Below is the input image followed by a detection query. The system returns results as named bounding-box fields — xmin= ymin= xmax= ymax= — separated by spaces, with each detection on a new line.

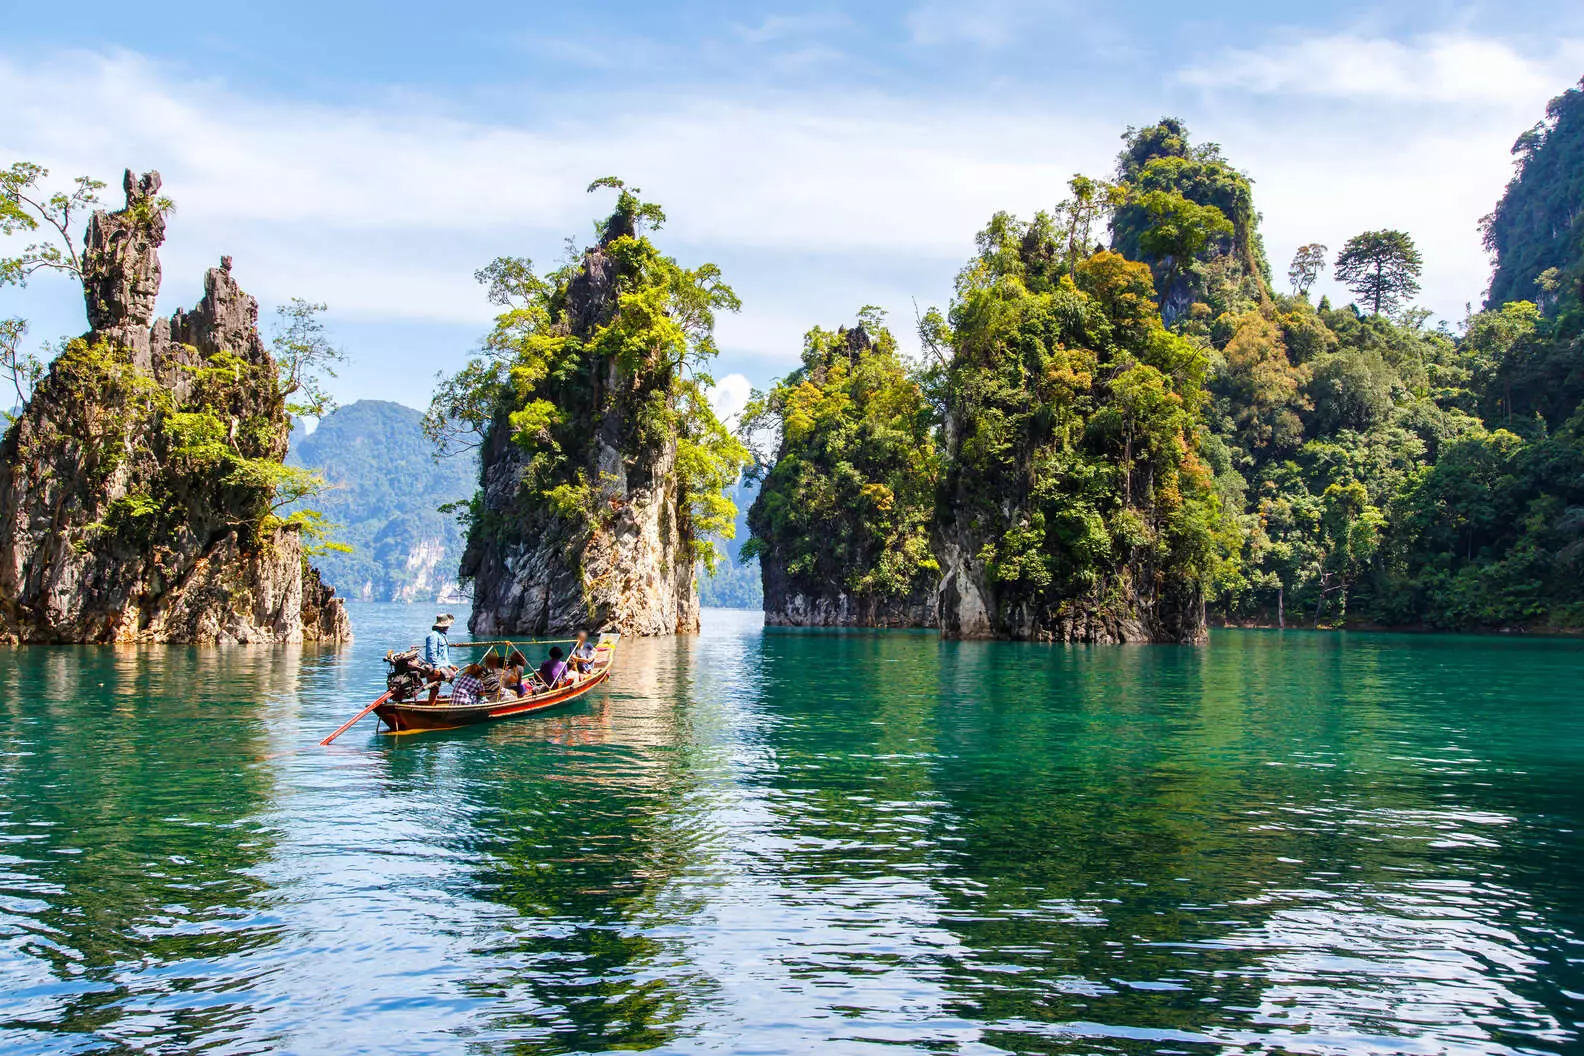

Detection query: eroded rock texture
xmin=463 ymin=235 xmax=698 ymax=639
xmin=0 ymin=170 xmax=350 ymax=644
xmin=934 ymin=399 xmax=1207 ymax=645
xmin=761 ymin=557 xmax=937 ymax=629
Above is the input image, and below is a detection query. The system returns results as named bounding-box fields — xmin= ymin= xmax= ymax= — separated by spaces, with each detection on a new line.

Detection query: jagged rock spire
xmin=82 ymin=170 xmax=167 ymax=353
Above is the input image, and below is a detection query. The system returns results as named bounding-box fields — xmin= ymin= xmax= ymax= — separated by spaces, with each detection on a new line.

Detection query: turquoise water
xmin=1 ymin=604 xmax=1581 ymax=1054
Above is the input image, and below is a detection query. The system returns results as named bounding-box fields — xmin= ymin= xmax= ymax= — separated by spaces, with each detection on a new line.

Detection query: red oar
xmin=320 ymin=691 xmax=391 ymax=746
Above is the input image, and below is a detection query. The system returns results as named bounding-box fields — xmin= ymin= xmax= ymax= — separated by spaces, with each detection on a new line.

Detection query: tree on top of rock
xmin=1334 ymin=230 xmax=1423 ymax=316
xmin=1110 ymin=118 xmax=1269 ymax=322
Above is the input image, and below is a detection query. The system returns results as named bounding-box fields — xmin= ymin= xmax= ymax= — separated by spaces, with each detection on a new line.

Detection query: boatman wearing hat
xmin=423 ymin=614 xmax=458 ymax=679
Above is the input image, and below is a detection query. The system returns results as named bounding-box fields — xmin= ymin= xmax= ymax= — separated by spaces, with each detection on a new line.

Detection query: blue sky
xmin=4 ymin=2 xmax=1582 ymax=420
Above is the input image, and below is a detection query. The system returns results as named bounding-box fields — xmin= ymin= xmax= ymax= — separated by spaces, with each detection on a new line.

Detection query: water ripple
xmin=0 ymin=610 xmax=1579 ymax=1053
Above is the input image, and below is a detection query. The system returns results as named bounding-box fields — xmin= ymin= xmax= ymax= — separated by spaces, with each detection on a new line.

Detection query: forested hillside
xmin=931 ymin=213 xmax=1228 ymax=641
xmin=288 ymin=400 xmax=471 ymax=602
xmin=738 ymin=77 xmax=1584 ymax=635
xmin=1203 ymin=77 xmax=1584 ymax=631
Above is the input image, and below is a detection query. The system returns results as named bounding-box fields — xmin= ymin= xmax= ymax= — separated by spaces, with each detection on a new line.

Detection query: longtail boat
xmin=321 ymin=633 xmax=620 ymax=744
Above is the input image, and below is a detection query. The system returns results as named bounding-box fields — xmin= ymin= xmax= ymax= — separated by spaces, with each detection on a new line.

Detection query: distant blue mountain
xmin=698 ymin=476 xmax=762 ymax=610
xmin=288 ymin=400 xmax=474 ymax=602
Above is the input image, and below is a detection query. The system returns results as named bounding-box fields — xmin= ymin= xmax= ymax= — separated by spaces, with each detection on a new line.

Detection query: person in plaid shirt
xmin=450 ymin=663 xmax=486 ymax=707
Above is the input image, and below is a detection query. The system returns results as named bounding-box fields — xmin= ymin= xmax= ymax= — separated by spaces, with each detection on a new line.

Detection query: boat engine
xmin=384 ymin=648 xmax=430 ymax=702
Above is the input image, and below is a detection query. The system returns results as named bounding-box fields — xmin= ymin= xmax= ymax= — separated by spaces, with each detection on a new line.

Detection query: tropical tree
xmin=0 ymin=316 xmax=43 ymax=417
xmin=1334 ymin=230 xmax=1423 ymax=315
xmin=1288 ymin=243 xmax=1328 ymax=298
xmin=1133 ymin=189 xmax=1234 ymax=301
xmin=270 ymin=298 xmax=346 ymax=421
xmin=1053 ymin=175 xmax=1125 ymax=271
xmin=0 ymin=162 xmax=107 ymax=288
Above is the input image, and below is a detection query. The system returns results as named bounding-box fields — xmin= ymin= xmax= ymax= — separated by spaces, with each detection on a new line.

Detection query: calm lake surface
xmin=1 ymin=605 xmax=1581 ymax=1055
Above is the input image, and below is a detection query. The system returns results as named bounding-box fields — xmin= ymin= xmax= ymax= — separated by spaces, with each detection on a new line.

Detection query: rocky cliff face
xmin=934 ymin=389 xmax=1209 ymax=646
xmin=0 ymin=170 xmax=350 ymax=644
xmin=462 ymin=227 xmax=699 ymax=638
xmin=935 ymin=526 xmax=1206 ymax=643
xmin=761 ymin=558 xmax=936 ymax=628
xmin=742 ymin=320 xmax=941 ymax=630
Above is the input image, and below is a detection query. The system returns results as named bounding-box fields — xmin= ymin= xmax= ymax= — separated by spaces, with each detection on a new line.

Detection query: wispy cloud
xmin=732 ymin=12 xmax=852 ymax=46
xmin=0 ymin=39 xmax=1569 ymax=407
xmin=0 ymin=49 xmax=1112 ymax=324
xmin=1180 ymin=31 xmax=1584 ymax=107
xmin=904 ymin=0 xmax=1072 ymax=49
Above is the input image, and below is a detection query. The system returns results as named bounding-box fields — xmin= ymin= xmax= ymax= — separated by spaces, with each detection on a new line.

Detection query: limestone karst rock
xmin=82 ymin=170 xmax=167 ymax=351
xmin=0 ymin=169 xmax=350 ymax=644
xmin=462 ymin=202 xmax=711 ymax=639
xmin=930 ymin=234 xmax=1216 ymax=645
xmin=760 ymin=557 xmax=938 ymax=629
xmin=746 ymin=322 xmax=940 ymax=630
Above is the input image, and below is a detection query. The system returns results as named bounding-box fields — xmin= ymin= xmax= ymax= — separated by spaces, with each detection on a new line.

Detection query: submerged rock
xmin=0 ymin=170 xmax=350 ymax=644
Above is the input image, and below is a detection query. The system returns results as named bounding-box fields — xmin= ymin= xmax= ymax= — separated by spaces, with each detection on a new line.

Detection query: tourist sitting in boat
xmin=568 ymin=631 xmax=597 ymax=675
xmin=503 ymin=650 xmax=530 ymax=697
xmin=538 ymin=647 xmax=570 ymax=690
xmin=480 ymin=652 xmax=505 ymax=700
xmin=450 ymin=663 xmax=486 ymax=707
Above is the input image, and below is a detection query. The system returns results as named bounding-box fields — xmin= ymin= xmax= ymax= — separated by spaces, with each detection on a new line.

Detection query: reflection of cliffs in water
xmin=0 ymin=645 xmax=292 ymax=1046
xmin=699 ymin=630 xmax=971 ymax=1030
xmin=368 ymin=633 xmax=718 ymax=1052
xmin=917 ymin=638 xmax=1564 ymax=1045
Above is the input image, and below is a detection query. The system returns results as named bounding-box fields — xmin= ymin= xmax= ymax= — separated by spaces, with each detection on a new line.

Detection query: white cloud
xmin=1180 ymin=31 xmax=1584 ymax=107
xmin=0 ymin=38 xmax=1571 ymax=406
xmin=0 ymin=50 xmax=1108 ymax=318
xmin=1177 ymin=29 xmax=1582 ymax=316
xmin=0 ymin=46 xmax=1115 ymax=402
xmin=707 ymin=373 xmax=754 ymax=429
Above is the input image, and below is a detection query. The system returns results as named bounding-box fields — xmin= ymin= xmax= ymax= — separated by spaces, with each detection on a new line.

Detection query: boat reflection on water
xmin=477 ymin=697 xmax=616 ymax=748
xmin=365 ymin=627 xmax=727 ymax=1051
xmin=4 ymin=606 xmax=1581 ymax=1054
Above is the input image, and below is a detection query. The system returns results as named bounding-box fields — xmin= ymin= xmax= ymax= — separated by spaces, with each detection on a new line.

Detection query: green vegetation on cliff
xmin=1 ymin=166 xmax=330 ymax=556
xmin=1171 ymin=88 xmax=1584 ymax=630
xmin=1109 ymin=118 xmax=1270 ymax=323
xmin=429 ymin=180 xmax=748 ymax=634
xmin=436 ymin=180 xmax=746 ymax=564
xmin=740 ymin=312 xmax=939 ymax=620
xmin=0 ymin=164 xmax=349 ymax=642
xmin=738 ymin=88 xmax=1584 ymax=636
xmin=1483 ymin=78 xmax=1584 ymax=310
xmin=932 ymin=204 xmax=1233 ymax=639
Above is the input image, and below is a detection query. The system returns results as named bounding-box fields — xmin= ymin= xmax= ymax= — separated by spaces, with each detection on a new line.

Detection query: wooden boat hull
xmin=374 ymin=665 xmax=611 ymax=734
